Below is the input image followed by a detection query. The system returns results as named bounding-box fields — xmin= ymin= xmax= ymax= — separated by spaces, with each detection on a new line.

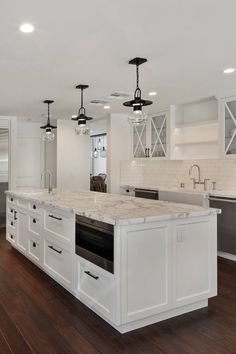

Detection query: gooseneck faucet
xmin=41 ymin=170 xmax=53 ymax=194
xmin=189 ymin=164 xmax=210 ymax=191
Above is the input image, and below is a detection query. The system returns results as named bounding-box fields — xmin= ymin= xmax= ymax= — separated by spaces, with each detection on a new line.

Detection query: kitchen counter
xmin=121 ymin=184 xmax=236 ymax=199
xmin=5 ymin=189 xmax=219 ymax=226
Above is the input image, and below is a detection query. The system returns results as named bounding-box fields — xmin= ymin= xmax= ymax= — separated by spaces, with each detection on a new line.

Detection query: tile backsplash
xmin=120 ymin=159 xmax=236 ymax=191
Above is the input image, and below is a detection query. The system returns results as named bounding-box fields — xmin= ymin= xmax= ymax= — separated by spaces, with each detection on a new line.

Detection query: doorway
xmin=90 ymin=133 xmax=107 ymax=192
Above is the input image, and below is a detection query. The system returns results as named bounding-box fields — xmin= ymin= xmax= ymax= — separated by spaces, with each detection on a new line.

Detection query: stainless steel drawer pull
xmin=48 ymin=214 xmax=62 ymax=221
xmin=48 ymin=245 xmax=62 ymax=254
xmin=84 ymin=270 xmax=99 ymax=280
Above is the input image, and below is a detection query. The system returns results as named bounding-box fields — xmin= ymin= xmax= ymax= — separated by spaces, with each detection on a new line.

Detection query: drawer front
xmin=76 ymin=259 xmax=115 ymax=321
xmin=7 ymin=195 xmax=16 ymax=204
xmin=29 ymin=216 xmax=40 ymax=237
xmin=29 ymin=202 xmax=40 ymax=214
xmin=43 ymin=239 xmax=73 ymax=290
xmin=28 ymin=238 xmax=41 ymax=264
xmin=7 ymin=205 xmax=15 ymax=217
xmin=7 ymin=231 xmax=16 ymax=245
xmin=44 ymin=209 xmax=74 ymax=247
xmin=7 ymin=216 xmax=16 ymax=230
xmin=17 ymin=198 xmax=29 ymax=208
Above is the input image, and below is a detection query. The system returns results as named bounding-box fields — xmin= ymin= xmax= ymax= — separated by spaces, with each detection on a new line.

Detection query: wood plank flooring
xmin=0 ymin=229 xmax=236 ymax=354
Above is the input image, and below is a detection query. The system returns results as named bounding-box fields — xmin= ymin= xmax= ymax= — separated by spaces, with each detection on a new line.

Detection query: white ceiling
xmin=1 ymin=0 xmax=236 ymax=122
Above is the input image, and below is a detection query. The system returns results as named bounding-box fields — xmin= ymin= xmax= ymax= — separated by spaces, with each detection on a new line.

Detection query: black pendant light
xmin=40 ymin=100 xmax=57 ymax=141
xmin=72 ymin=84 xmax=93 ymax=135
xmin=123 ymin=57 xmax=153 ymax=126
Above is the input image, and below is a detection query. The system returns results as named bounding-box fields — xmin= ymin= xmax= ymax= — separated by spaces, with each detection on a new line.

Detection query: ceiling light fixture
xmin=72 ymin=84 xmax=93 ymax=135
xmin=123 ymin=57 xmax=153 ymax=126
xmin=149 ymin=91 xmax=157 ymax=96
xmin=104 ymin=105 xmax=110 ymax=109
xmin=71 ymin=115 xmax=77 ymax=118
xmin=223 ymin=68 xmax=235 ymax=74
xmin=40 ymin=100 xmax=57 ymax=142
xmin=19 ymin=23 xmax=35 ymax=33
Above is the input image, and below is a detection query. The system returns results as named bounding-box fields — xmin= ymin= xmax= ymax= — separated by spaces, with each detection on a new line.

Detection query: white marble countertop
xmin=121 ymin=184 xmax=236 ymax=199
xmin=6 ymin=189 xmax=219 ymax=226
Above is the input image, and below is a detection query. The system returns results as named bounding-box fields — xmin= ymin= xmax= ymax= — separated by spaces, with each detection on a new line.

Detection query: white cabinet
xmin=16 ymin=210 xmax=28 ymax=254
xmin=173 ymin=218 xmax=217 ymax=306
xmin=219 ymin=96 xmax=236 ymax=158
xmin=43 ymin=237 xmax=73 ymax=290
xmin=132 ymin=111 xmax=169 ymax=159
xmin=75 ymin=257 xmax=117 ymax=323
xmin=121 ymin=222 xmax=172 ymax=323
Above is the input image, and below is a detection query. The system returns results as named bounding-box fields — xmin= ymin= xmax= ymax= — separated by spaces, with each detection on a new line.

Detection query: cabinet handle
xmin=48 ymin=245 xmax=62 ymax=254
xmin=84 ymin=270 xmax=99 ymax=280
xmin=32 ymin=205 xmax=36 ymax=210
xmin=10 ymin=198 xmax=13 ymax=202
xmin=10 ymin=222 xmax=13 ymax=226
xmin=10 ymin=209 xmax=13 ymax=213
xmin=33 ymin=218 xmax=36 ymax=224
xmin=48 ymin=214 xmax=62 ymax=221
xmin=32 ymin=242 xmax=36 ymax=248
xmin=10 ymin=235 xmax=13 ymax=239
xmin=14 ymin=211 xmax=17 ymax=221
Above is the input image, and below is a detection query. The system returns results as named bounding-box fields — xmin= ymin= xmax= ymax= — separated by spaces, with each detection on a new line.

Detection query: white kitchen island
xmin=5 ymin=190 xmax=219 ymax=333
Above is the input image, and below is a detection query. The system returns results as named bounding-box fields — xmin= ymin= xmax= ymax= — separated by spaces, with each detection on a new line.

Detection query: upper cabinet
xmin=219 ymin=96 xmax=236 ymax=158
xmin=132 ymin=111 xmax=169 ymax=159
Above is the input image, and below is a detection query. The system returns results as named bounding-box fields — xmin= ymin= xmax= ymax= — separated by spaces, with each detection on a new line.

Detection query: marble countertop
xmin=6 ymin=189 xmax=219 ymax=226
xmin=121 ymin=184 xmax=236 ymax=199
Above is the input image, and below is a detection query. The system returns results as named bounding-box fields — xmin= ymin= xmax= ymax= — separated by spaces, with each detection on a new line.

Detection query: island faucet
xmin=41 ymin=169 xmax=53 ymax=194
xmin=189 ymin=164 xmax=210 ymax=191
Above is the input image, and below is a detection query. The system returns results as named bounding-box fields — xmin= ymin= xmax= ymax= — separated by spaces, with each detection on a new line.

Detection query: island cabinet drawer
xmin=28 ymin=238 xmax=41 ymax=265
xmin=75 ymin=258 xmax=117 ymax=323
xmin=43 ymin=208 xmax=75 ymax=248
xmin=43 ymin=238 xmax=73 ymax=290
xmin=28 ymin=216 xmax=40 ymax=237
xmin=6 ymin=230 xmax=16 ymax=245
xmin=7 ymin=216 xmax=16 ymax=230
xmin=7 ymin=195 xmax=17 ymax=205
xmin=7 ymin=205 xmax=15 ymax=217
xmin=29 ymin=202 xmax=40 ymax=214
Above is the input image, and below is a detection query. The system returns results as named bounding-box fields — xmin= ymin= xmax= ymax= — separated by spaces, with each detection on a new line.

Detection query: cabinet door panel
xmin=122 ymin=223 xmax=171 ymax=323
xmin=16 ymin=211 xmax=28 ymax=254
xmin=132 ymin=125 xmax=147 ymax=158
xmin=174 ymin=220 xmax=216 ymax=306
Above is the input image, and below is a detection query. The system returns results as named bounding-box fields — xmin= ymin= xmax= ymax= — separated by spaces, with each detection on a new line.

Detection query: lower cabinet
xmin=75 ymin=257 xmax=118 ymax=324
xmin=174 ymin=218 xmax=217 ymax=306
xmin=121 ymin=222 xmax=172 ymax=324
xmin=28 ymin=237 xmax=41 ymax=265
xmin=43 ymin=237 xmax=73 ymax=290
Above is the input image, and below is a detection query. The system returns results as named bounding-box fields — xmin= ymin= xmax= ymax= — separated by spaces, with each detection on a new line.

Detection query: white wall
xmin=45 ymin=131 xmax=57 ymax=187
xmin=57 ymin=120 xmax=90 ymax=191
xmin=16 ymin=122 xmax=44 ymax=189
xmin=107 ymin=114 xmax=132 ymax=193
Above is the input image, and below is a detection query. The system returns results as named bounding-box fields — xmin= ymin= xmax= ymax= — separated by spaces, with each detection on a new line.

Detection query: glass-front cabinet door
xmin=223 ymin=98 xmax=236 ymax=156
xmin=150 ymin=113 xmax=168 ymax=158
xmin=132 ymin=124 xmax=147 ymax=158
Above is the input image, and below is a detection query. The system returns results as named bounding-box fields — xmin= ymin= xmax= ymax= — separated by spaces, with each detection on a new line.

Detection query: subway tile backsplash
xmin=120 ymin=159 xmax=236 ymax=191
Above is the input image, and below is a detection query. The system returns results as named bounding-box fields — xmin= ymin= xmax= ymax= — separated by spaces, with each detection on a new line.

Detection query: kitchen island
xmin=6 ymin=189 xmax=219 ymax=333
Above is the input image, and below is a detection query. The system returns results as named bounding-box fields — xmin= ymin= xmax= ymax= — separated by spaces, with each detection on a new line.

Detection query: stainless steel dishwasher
xmin=209 ymin=196 xmax=236 ymax=254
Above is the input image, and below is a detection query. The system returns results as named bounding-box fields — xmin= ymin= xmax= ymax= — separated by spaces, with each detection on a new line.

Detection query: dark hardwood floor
xmin=0 ymin=230 xmax=236 ymax=354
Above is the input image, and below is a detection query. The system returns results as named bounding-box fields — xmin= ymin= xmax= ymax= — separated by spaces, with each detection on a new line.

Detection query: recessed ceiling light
xmin=149 ymin=91 xmax=157 ymax=96
xmin=71 ymin=115 xmax=77 ymax=118
xmin=223 ymin=68 xmax=235 ymax=74
xmin=19 ymin=23 xmax=35 ymax=33
xmin=104 ymin=105 xmax=110 ymax=109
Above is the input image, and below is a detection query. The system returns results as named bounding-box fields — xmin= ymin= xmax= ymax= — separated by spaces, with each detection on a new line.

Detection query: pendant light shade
xmin=40 ymin=100 xmax=57 ymax=142
xmin=123 ymin=57 xmax=153 ymax=126
xmin=72 ymin=84 xmax=93 ymax=135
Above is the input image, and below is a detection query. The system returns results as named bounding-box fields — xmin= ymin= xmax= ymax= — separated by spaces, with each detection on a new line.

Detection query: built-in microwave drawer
xmin=44 ymin=208 xmax=75 ymax=247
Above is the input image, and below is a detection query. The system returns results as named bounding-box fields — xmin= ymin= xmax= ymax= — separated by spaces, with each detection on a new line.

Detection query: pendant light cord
xmin=47 ymin=102 xmax=50 ymax=125
xmin=136 ymin=64 xmax=140 ymax=89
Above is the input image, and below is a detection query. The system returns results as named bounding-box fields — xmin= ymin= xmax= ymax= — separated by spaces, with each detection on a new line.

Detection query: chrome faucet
xmin=41 ymin=170 xmax=53 ymax=194
xmin=189 ymin=164 xmax=210 ymax=191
